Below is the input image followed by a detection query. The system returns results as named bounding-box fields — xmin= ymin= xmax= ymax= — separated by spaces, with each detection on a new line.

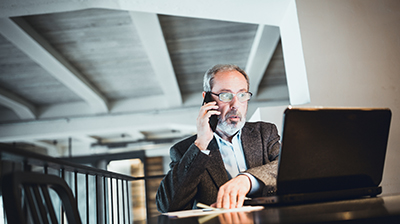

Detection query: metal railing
xmin=0 ymin=143 xmax=138 ymax=224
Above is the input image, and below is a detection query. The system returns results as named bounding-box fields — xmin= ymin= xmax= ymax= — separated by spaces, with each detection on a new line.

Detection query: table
xmin=150 ymin=194 xmax=400 ymax=223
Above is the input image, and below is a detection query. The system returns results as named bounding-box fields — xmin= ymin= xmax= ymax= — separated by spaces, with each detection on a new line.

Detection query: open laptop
xmin=245 ymin=107 xmax=392 ymax=206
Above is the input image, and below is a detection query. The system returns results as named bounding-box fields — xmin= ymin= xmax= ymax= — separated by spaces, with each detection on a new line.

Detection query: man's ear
xmin=202 ymin=91 xmax=206 ymax=99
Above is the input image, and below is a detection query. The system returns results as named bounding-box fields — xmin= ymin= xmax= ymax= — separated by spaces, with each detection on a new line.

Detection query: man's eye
xmin=220 ymin=93 xmax=232 ymax=99
xmin=237 ymin=92 xmax=245 ymax=98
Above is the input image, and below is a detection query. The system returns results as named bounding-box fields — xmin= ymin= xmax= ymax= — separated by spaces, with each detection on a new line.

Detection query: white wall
xmin=253 ymin=0 xmax=400 ymax=195
xmin=250 ymin=105 xmax=288 ymax=135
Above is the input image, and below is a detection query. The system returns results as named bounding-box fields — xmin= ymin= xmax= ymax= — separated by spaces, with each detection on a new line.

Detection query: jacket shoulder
xmin=171 ymin=135 xmax=197 ymax=152
xmin=244 ymin=121 xmax=277 ymax=130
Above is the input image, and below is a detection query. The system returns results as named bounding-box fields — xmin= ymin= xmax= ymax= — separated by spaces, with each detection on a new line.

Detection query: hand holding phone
xmin=202 ymin=92 xmax=218 ymax=132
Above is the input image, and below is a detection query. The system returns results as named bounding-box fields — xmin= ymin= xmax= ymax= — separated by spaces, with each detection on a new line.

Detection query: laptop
xmin=245 ymin=107 xmax=392 ymax=206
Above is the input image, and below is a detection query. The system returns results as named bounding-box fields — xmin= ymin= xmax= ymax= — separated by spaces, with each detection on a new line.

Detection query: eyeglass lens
xmin=219 ymin=92 xmax=251 ymax=102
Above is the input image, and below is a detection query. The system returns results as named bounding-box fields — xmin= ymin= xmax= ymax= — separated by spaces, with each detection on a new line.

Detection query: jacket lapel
xmin=241 ymin=123 xmax=263 ymax=169
xmin=206 ymin=138 xmax=229 ymax=188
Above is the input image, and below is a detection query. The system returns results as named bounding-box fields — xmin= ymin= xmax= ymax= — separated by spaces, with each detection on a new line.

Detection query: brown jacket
xmin=156 ymin=121 xmax=281 ymax=212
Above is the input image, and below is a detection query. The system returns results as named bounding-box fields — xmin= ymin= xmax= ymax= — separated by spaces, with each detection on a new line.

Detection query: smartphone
xmin=202 ymin=92 xmax=218 ymax=132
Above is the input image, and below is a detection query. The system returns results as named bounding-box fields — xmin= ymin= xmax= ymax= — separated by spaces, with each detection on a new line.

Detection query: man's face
xmin=211 ymin=70 xmax=249 ymax=137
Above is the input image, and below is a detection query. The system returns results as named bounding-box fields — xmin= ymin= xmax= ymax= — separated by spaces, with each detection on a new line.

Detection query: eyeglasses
xmin=210 ymin=91 xmax=252 ymax=103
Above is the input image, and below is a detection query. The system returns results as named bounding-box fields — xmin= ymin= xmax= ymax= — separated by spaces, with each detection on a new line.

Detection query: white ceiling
xmin=0 ymin=0 xmax=294 ymax=157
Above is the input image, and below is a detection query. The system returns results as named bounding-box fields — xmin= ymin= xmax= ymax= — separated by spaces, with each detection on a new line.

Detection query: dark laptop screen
xmin=276 ymin=108 xmax=391 ymax=195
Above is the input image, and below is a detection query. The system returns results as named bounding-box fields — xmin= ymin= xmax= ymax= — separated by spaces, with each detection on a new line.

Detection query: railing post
xmin=104 ymin=176 xmax=108 ymax=224
xmin=126 ymin=180 xmax=131 ymax=224
xmin=44 ymin=165 xmax=48 ymax=174
xmin=85 ymin=173 xmax=89 ymax=224
xmin=117 ymin=178 xmax=120 ymax=224
xmin=122 ymin=179 xmax=126 ymax=224
xmin=74 ymin=171 xmax=78 ymax=203
xmin=96 ymin=175 xmax=104 ymax=223
xmin=60 ymin=168 xmax=65 ymax=224
xmin=110 ymin=178 xmax=114 ymax=223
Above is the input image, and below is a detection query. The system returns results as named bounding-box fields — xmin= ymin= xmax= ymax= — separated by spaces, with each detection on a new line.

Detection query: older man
xmin=156 ymin=64 xmax=280 ymax=212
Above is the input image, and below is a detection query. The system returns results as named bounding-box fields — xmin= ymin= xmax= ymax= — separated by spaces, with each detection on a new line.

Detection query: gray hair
xmin=203 ymin=64 xmax=250 ymax=92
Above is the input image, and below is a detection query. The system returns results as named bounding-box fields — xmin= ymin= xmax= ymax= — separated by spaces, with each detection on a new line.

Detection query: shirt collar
xmin=214 ymin=129 xmax=242 ymax=145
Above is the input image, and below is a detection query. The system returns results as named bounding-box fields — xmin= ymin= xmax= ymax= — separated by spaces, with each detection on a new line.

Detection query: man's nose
xmin=229 ymin=95 xmax=240 ymax=109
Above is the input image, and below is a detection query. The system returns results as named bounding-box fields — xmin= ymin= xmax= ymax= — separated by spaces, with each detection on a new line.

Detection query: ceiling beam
xmin=280 ymin=0 xmax=310 ymax=105
xmin=0 ymin=88 xmax=36 ymax=120
xmin=71 ymin=135 xmax=98 ymax=144
xmin=0 ymin=17 xmax=109 ymax=114
xmin=21 ymin=140 xmax=60 ymax=152
xmin=0 ymin=99 xmax=285 ymax=143
xmin=0 ymin=0 xmax=292 ymax=26
xmin=34 ymin=95 xmax=171 ymax=120
xmin=125 ymin=131 xmax=146 ymax=141
xmin=246 ymin=25 xmax=280 ymax=96
xmin=0 ymin=107 xmax=199 ymax=142
xmin=129 ymin=11 xmax=182 ymax=107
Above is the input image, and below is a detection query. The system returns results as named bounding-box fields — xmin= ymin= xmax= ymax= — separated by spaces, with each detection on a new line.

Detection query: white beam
xmin=0 ymin=0 xmax=291 ymax=26
xmin=36 ymin=95 xmax=171 ymax=119
xmin=0 ymin=17 xmax=109 ymax=114
xmin=21 ymin=140 xmax=60 ymax=152
xmin=0 ymin=108 xmax=199 ymax=142
xmin=125 ymin=131 xmax=146 ymax=141
xmin=71 ymin=135 xmax=98 ymax=144
xmin=246 ymin=25 xmax=280 ymax=96
xmin=129 ymin=11 xmax=182 ymax=107
xmin=0 ymin=139 xmax=62 ymax=157
xmin=0 ymin=88 xmax=36 ymax=120
xmin=280 ymin=0 xmax=310 ymax=105
xmin=0 ymin=99 xmax=285 ymax=143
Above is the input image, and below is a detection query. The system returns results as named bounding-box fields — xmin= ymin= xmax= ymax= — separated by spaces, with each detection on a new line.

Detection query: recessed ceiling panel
xmin=0 ymin=35 xmax=83 ymax=105
xmin=159 ymin=15 xmax=258 ymax=95
xmin=23 ymin=8 xmax=163 ymax=100
xmin=258 ymin=41 xmax=289 ymax=102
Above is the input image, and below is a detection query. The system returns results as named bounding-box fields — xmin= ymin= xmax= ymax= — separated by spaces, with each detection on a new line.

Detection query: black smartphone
xmin=202 ymin=92 xmax=218 ymax=132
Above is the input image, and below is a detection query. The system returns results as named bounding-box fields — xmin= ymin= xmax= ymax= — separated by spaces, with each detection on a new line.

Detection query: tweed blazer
xmin=156 ymin=121 xmax=280 ymax=213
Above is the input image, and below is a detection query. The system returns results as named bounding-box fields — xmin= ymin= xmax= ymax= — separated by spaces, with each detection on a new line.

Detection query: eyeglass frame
xmin=209 ymin=91 xmax=253 ymax=103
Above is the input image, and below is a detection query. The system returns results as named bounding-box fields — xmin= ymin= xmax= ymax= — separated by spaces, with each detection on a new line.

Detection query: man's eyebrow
xmin=218 ymin=88 xmax=248 ymax=93
xmin=218 ymin=89 xmax=232 ymax=92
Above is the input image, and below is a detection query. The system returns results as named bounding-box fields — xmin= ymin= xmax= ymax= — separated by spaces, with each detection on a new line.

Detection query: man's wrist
xmin=239 ymin=173 xmax=260 ymax=196
xmin=194 ymin=140 xmax=211 ymax=155
xmin=194 ymin=139 xmax=207 ymax=151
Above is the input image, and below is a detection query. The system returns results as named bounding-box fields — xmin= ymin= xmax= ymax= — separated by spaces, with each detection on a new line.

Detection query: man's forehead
xmin=213 ymin=70 xmax=248 ymax=90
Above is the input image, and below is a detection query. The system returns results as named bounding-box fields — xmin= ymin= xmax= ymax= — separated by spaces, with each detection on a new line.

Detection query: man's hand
xmin=194 ymin=101 xmax=220 ymax=151
xmin=211 ymin=175 xmax=251 ymax=209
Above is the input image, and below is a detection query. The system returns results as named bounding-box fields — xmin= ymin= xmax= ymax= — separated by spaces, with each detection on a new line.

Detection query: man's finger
xmin=229 ymin=191 xmax=238 ymax=208
xmin=236 ymin=192 xmax=246 ymax=208
xmin=222 ymin=190 xmax=231 ymax=209
xmin=216 ymin=188 xmax=224 ymax=208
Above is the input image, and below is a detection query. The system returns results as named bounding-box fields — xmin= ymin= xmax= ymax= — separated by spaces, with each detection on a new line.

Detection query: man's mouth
xmin=227 ymin=115 xmax=241 ymax=121
xmin=224 ymin=109 xmax=242 ymax=123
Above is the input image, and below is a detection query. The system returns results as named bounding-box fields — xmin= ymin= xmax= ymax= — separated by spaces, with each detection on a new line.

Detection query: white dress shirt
xmin=211 ymin=131 xmax=261 ymax=195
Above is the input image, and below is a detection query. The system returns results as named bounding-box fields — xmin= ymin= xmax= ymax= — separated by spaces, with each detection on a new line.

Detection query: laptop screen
xmin=276 ymin=107 xmax=391 ymax=195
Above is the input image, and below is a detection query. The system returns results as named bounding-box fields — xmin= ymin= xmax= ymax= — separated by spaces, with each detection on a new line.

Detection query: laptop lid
xmin=276 ymin=107 xmax=392 ymax=195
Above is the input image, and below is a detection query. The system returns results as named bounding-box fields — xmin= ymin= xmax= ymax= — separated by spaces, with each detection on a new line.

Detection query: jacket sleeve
xmin=156 ymin=136 xmax=211 ymax=212
xmin=245 ymin=122 xmax=280 ymax=196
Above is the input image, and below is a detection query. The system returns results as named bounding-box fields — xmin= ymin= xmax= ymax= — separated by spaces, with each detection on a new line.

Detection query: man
xmin=156 ymin=64 xmax=280 ymax=212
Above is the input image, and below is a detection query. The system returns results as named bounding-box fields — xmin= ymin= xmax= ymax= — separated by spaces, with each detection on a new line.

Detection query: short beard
xmin=217 ymin=110 xmax=246 ymax=137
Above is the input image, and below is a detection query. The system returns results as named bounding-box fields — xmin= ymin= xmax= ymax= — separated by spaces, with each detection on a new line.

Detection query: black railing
xmin=0 ymin=143 xmax=139 ymax=224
